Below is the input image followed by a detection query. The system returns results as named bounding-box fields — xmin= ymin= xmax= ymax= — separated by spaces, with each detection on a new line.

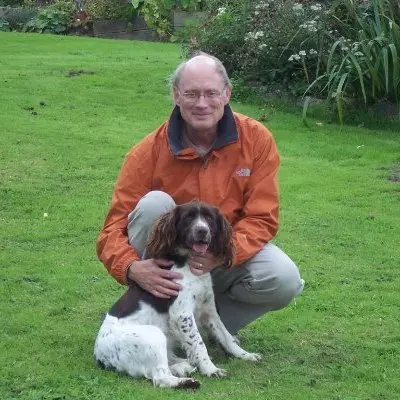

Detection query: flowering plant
xmin=243 ymin=1 xmax=333 ymax=90
xmin=303 ymin=0 xmax=400 ymax=124
xmin=184 ymin=0 xmax=335 ymax=95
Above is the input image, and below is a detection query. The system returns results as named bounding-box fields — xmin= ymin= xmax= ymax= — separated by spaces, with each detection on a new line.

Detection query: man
xmin=97 ymin=52 xmax=304 ymax=335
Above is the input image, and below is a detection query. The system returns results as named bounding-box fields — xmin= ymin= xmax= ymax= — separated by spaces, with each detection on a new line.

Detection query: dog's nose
xmin=195 ymin=227 xmax=208 ymax=238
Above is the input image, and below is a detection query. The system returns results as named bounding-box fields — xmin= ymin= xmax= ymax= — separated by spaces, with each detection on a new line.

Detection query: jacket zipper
xmin=202 ymin=155 xmax=211 ymax=169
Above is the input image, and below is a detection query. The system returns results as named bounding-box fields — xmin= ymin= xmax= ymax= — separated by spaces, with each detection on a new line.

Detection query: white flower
xmin=354 ymin=51 xmax=364 ymax=57
xmin=300 ymin=20 xmax=318 ymax=32
xmin=288 ymin=51 xmax=305 ymax=61
xmin=309 ymin=49 xmax=318 ymax=55
xmin=255 ymin=1 xmax=270 ymax=10
xmin=311 ymin=4 xmax=322 ymax=11
xmin=259 ymin=43 xmax=267 ymax=50
xmin=217 ymin=7 xmax=227 ymax=14
xmin=299 ymin=50 xmax=306 ymax=56
xmin=244 ymin=32 xmax=255 ymax=41
xmin=292 ymin=3 xmax=303 ymax=14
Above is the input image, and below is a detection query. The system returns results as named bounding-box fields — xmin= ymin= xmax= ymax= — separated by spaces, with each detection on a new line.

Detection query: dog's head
xmin=146 ymin=201 xmax=234 ymax=267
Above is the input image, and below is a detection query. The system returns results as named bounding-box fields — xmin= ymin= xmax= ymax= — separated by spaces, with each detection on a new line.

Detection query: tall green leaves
xmin=305 ymin=0 xmax=400 ymax=124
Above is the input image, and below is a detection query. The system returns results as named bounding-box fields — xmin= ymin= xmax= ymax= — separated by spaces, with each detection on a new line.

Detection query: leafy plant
xmin=24 ymin=4 xmax=70 ymax=33
xmin=181 ymin=1 xmax=250 ymax=73
xmin=86 ymin=0 xmax=135 ymax=20
xmin=131 ymin=0 xmax=204 ymax=37
xmin=304 ymin=0 xmax=400 ymax=125
xmin=0 ymin=6 xmax=37 ymax=31
xmin=0 ymin=19 xmax=10 ymax=30
xmin=54 ymin=0 xmax=77 ymax=15
xmin=180 ymin=0 xmax=334 ymax=94
xmin=0 ymin=0 xmax=22 ymax=6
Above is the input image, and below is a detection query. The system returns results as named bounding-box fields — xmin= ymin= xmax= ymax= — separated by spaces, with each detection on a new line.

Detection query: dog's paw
xmin=247 ymin=352 xmax=263 ymax=361
xmin=201 ymin=366 xmax=228 ymax=378
xmin=199 ymin=363 xmax=228 ymax=378
xmin=170 ymin=361 xmax=197 ymax=377
xmin=209 ymin=367 xmax=228 ymax=378
xmin=239 ymin=352 xmax=262 ymax=362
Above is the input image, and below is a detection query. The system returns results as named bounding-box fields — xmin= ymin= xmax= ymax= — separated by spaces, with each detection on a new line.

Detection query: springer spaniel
xmin=94 ymin=202 xmax=261 ymax=389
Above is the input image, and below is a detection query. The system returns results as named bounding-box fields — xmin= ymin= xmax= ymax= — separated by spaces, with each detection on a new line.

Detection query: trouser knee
xmin=230 ymin=260 xmax=304 ymax=310
xmin=214 ymin=243 xmax=304 ymax=311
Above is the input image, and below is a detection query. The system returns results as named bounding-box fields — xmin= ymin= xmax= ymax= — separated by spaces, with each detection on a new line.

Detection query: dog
xmin=94 ymin=201 xmax=261 ymax=389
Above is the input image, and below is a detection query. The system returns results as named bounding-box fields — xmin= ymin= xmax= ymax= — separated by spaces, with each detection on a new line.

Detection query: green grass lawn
xmin=1 ymin=32 xmax=399 ymax=400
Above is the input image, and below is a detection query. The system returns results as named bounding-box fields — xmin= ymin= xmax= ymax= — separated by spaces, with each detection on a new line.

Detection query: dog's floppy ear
xmin=146 ymin=208 xmax=178 ymax=258
xmin=213 ymin=211 xmax=235 ymax=268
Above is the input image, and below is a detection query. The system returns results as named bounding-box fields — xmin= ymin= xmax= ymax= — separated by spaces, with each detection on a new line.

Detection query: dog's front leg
xmin=169 ymin=305 xmax=226 ymax=377
xmin=202 ymin=300 xmax=262 ymax=362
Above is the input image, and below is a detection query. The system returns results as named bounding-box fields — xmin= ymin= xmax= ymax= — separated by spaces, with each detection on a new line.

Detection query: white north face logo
xmin=236 ymin=168 xmax=251 ymax=177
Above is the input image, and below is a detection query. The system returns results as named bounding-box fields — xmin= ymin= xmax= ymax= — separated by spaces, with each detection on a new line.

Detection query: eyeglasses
xmin=179 ymin=88 xmax=226 ymax=103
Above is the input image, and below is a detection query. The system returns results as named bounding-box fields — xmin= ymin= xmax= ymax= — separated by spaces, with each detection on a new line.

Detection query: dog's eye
xmin=203 ymin=213 xmax=215 ymax=225
xmin=183 ymin=210 xmax=197 ymax=221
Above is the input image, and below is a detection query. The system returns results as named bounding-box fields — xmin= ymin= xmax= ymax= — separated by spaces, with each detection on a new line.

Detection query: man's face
xmin=173 ymin=62 xmax=231 ymax=134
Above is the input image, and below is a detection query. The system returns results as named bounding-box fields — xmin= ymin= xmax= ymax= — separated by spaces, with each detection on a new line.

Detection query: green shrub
xmin=86 ymin=0 xmax=135 ymax=20
xmin=0 ymin=0 xmax=22 ymax=7
xmin=0 ymin=6 xmax=37 ymax=30
xmin=181 ymin=1 xmax=250 ymax=73
xmin=0 ymin=18 xmax=10 ymax=30
xmin=304 ymin=0 xmax=400 ymax=124
xmin=24 ymin=4 xmax=70 ymax=33
xmin=181 ymin=0 xmax=333 ymax=95
xmin=131 ymin=0 xmax=204 ymax=37
xmin=22 ymin=0 xmax=80 ymax=33
xmin=53 ymin=0 xmax=76 ymax=15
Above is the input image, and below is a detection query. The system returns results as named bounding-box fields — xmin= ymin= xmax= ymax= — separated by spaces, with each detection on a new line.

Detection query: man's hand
xmin=189 ymin=251 xmax=225 ymax=276
xmin=127 ymin=259 xmax=183 ymax=299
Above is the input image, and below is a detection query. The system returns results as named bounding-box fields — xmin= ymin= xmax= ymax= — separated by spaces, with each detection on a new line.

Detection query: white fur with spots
xmin=94 ymin=263 xmax=261 ymax=389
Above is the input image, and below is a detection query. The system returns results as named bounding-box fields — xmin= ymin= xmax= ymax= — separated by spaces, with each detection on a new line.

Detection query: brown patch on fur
xmin=146 ymin=210 xmax=177 ymax=259
xmin=176 ymin=378 xmax=201 ymax=390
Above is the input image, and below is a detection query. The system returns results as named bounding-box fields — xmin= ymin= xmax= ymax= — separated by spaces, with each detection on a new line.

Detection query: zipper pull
xmin=202 ymin=155 xmax=211 ymax=169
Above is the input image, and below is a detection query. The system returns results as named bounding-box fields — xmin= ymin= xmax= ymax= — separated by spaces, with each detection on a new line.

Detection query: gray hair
xmin=170 ymin=51 xmax=232 ymax=89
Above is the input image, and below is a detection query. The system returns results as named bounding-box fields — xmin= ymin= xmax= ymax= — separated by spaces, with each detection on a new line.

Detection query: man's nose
xmin=195 ymin=94 xmax=208 ymax=106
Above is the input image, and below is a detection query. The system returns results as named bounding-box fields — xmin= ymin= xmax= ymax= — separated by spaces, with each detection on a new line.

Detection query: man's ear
xmin=224 ymin=86 xmax=232 ymax=105
xmin=173 ymin=86 xmax=181 ymax=106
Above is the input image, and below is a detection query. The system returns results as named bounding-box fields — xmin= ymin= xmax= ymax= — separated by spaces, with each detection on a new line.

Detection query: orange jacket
xmin=97 ymin=105 xmax=280 ymax=285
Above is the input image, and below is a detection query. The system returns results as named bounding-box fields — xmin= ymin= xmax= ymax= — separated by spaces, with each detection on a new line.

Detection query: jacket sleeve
xmin=231 ymin=124 xmax=280 ymax=266
xmin=96 ymin=138 xmax=156 ymax=285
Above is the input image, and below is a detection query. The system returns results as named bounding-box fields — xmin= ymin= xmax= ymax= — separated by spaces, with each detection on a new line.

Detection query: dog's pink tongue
xmin=192 ymin=243 xmax=208 ymax=254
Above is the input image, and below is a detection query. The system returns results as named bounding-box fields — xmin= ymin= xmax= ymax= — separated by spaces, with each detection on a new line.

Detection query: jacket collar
xmin=167 ymin=104 xmax=238 ymax=156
